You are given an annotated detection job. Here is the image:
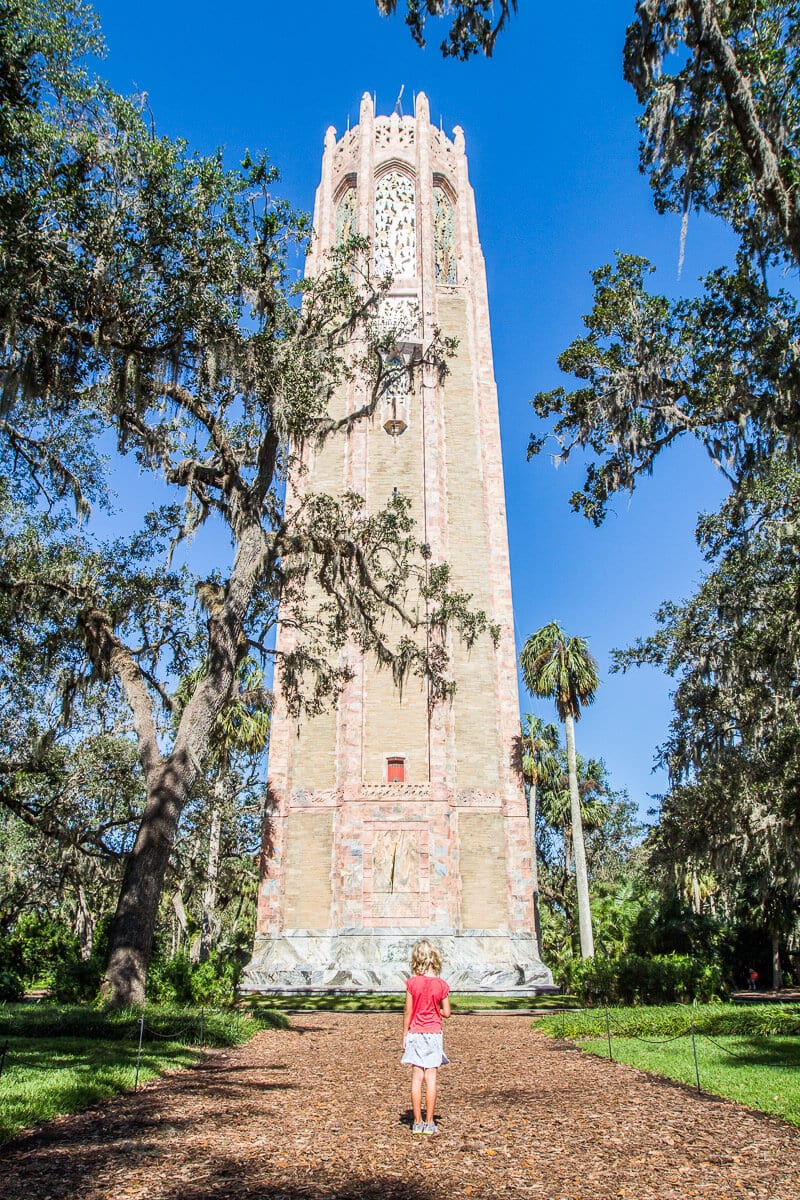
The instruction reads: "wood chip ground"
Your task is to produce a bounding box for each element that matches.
[2,1013,799,1199]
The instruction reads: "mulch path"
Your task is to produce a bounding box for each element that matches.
[2,1013,799,1199]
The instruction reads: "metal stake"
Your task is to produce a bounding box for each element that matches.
[134,1016,144,1092]
[690,1017,701,1093]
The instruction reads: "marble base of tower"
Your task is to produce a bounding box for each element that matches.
[241,931,552,993]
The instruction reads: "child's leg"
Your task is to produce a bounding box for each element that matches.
[423,1066,438,1123]
[410,1065,424,1124]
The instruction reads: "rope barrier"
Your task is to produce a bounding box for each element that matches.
[1,1018,141,1040]
[604,1009,691,1044]
[145,1024,199,1042]
[697,1030,759,1061]
[130,1013,214,1090]
[0,1009,220,1089]
[590,1004,798,1095]
[609,1028,691,1045]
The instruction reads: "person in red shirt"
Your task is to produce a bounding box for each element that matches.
[401,939,451,1135]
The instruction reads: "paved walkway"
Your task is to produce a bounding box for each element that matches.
[2,1013,799,1199]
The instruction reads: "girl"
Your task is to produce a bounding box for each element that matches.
[401,939,451,1135]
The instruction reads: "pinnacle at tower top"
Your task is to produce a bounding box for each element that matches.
[241,93,552,993]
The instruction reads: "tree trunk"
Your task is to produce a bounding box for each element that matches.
[100,521,276,1005]
[172,889,189,949]
[199,778,224,961]
[102,748,196,1005]
[528,780,542,960]
[771,928,783,992]
[564,712,594,959]
[75,882,94,960]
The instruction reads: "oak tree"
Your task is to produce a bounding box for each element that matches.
[375,0,517,58]
[1,0,493,1004]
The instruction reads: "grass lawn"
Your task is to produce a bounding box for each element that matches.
[0,1003,287,1142]
[242,991,571,1013]
[0,1035,197,1141]
[535,1005,800,1129]
[579,1033,800,1128]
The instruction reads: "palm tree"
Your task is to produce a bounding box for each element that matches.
[520,714,561,958]
[520,622,600,959]
[536,749,609,952]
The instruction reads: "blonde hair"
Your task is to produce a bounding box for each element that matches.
[410,939,442,976]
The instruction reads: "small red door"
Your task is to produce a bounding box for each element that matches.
[387,757,405,783]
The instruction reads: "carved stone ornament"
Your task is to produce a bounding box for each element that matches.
[374,170,417,278]
[376,295,421,343]
[375,116,415,149]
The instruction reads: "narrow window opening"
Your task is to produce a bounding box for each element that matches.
[387,757,405,783]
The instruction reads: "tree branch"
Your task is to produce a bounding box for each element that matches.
[688,0,800,261]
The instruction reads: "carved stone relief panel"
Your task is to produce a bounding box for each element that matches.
[374,170,417,278]
[376,295,421,342]
[434,186,457,285]
[372,828,418,892]
[370,827,423,919]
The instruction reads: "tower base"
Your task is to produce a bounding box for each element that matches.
[240,930,554,993]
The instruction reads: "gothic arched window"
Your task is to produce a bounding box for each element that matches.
[433,186,457,285]
[335,185,357,245]
[374,169,416,278]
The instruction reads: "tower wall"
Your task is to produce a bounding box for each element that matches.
[243,93,551,991]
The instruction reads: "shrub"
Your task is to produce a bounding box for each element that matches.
[0,934,25,1000]
[0,968,24,1001]
[146,951,239,1006]
[567,952,724,1006]
[186,956,239,1006]
[51,956,103,1003]
[147,953,195,1004]
[2,913,93,996]
[536,1002,800,1040]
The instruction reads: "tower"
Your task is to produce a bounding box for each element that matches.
[242,93,551,992]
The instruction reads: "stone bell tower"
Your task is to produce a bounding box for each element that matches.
[242,93,551,992]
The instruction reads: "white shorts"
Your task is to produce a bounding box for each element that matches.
[401,1032,449,1068]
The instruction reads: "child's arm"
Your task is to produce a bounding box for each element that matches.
[402,989,413,1046]
[441,993,451,1019]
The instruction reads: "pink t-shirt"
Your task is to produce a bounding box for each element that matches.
[406,974,450,1032]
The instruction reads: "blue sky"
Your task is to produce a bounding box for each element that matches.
[91,0,733,816]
